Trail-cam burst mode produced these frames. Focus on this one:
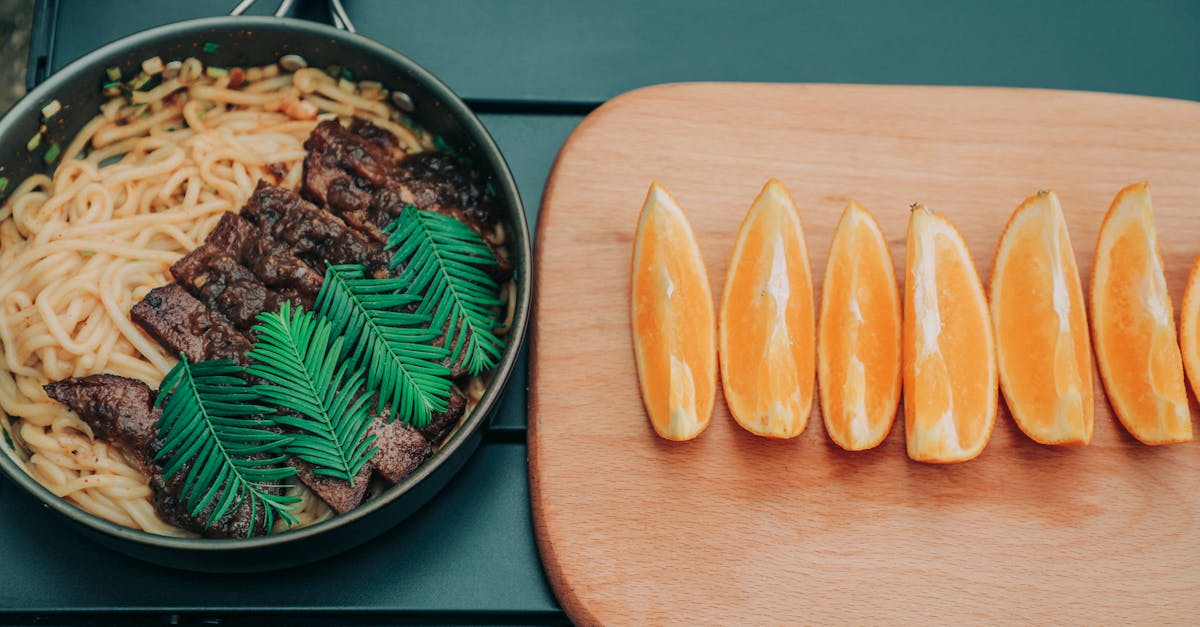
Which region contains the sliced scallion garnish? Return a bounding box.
[43,143,61,165]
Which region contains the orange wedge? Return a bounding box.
[1181,254,1200,403]
[903,204,997,463]
[817,201,901,450]
[1090,182,1191,444]
[718,179,814,438]
[989,191,1094,445]
[630,182,717,441]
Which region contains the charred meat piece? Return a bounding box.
[419,387,468,446]
[303,119,396,204]
[348,118,408,161]
[44,375,276,538]
[304,120,511,281]
[394,151,497,232]
[242,181,389,275]
[367,416,431,484]
[171,245,301,331]
[204,212,323,305]
[44,375,161,473]
[288,459,372,514]
[131,283,252,364]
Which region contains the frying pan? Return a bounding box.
[0,15,530,572]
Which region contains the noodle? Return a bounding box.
[0,57,503,536]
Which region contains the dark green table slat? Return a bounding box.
[350,0,1200,104]
[478,113,581,432]
[39,1,1200,105]
[0,443,557,615]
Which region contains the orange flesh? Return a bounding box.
[1090,183,1191,444]
[990,191,1094,445]
[1181,254,1200,404]
[903,205,997,462]
[718,179,814,438]
[818,201,901,450]
[631,182,716,441]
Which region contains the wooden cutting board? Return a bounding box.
[528,83,1200,625]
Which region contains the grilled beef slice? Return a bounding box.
[394,151,498,233]
[44,375,277,538]
[419,387,468,446]
[303,120,506,270]
[170,244,302,331]
[131,283,252,364]
[367,416,432,484]
[204,212,324,304]
[287,459,371,514]
[241,181,389,275]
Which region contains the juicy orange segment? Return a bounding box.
[817,201,901,450]
[1181,254,1200,404]
[990,191,1094,445]
[903,204,997,463]
[630,182,717,441]
[718,179,814,438]
[1090,182,1191,444]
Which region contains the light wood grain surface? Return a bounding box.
[529,83,1200,625]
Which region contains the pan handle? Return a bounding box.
[328,0,358,33]
[229,0,296,18]
[229,0,356,33]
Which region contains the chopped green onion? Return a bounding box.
[106,66,121,82]
[325,64,342,78]
[129,72,151,90]
[40,99,61,120]
[203,42,220,54]
[0,176,9,195]
[205,66,229,78]
[102,80,121,90]
[43,142,61,165]
[79,250,96,257]
[26,133,41,152]
[339,68,354,81]
[1,426,12,451]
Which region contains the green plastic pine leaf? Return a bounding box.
[154,357,299,536]
[315,263,453,428]
[246,302,378,485]
[384,206,504,375]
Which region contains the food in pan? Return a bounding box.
[1090,182,1190,444]
[0,53,513,537]
[630,182,715,441]
[817,200,900,451]
[902,204,996,463]
[990,190,1093,446]
[719,179,814,439]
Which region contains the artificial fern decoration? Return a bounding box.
[315,263,453,428]
[154,357,299,535]
[246,302,378,485]
[385,206,504,375]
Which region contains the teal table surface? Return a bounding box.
[3,0,1197,623]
